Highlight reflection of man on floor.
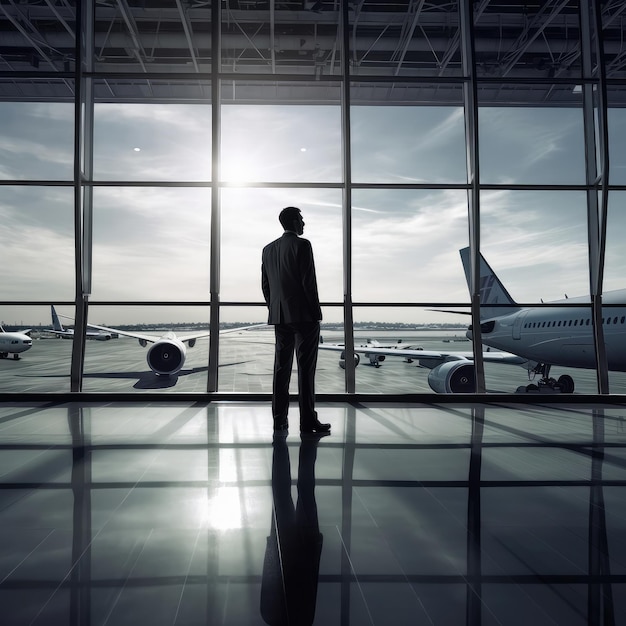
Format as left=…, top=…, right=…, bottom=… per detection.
left=261, top=435, right=324, bottom=625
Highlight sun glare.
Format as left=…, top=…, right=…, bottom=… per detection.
left=198, top=487, right=243, bottom=530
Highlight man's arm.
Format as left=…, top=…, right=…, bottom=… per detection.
left=299, top=240, right=322, bottom=320
left=261, top=259, right=270, bottom=305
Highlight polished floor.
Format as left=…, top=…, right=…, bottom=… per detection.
left=0, top=399, right=625, bottom=625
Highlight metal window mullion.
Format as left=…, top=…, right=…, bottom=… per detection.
left=341, top=0, right=355, bottom=394
left=581, top=0, right=610, bottom=394
left=70, top=0, right=90, bottom=392
left=208, top=0, right=221, bottom=393
left=459, top=0, right=485, bottom=394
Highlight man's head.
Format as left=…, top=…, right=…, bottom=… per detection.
left=279, top=206, right=305, bottom=235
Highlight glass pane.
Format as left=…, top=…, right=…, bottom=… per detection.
left=351, top=100, right=466, bottom=184
left=480, top=190, right=589, bottom=301
left=221, top=188, right=343, bottom=303
left=94, top=1, right=212, bottom=73
left=478, top=192, right=602, bottom=395
left=0, top=305, right=71, bottom=394
left=83, top=305, right=212, bottom=393
left=479, top=103, right=585, bottom=185
left=93, top=102, right=212, bottom=181
left=350, top=307, right=472, bottom=394
left=607, top=105, right=626, bottom=185
left=0, top=98, right=74, bottom=180
left=604, top=191, right=626, bottom=394
left=351, top=189, right=469, bottom=302
left=0, top=186, right=74, bottom=300
left=218, top=305, right=344, bottom=394
left=91, top=187, right=210, bottom=300
left=474, top=1, right=581, bottom=79
left=221, top=97, right=341, bottom=183
left=221, top=5, right=340, bottom=75
left=348, top=1, right=460, bottom=77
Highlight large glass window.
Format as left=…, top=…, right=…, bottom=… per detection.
left=0, top=186, right=74, bottom=300
left=93, top=102, right=212, bottom=182
left=351, top=189, right=468, bottom=302
left=351, top=103, right=467, bottom=184
left=91, top=187, right=210, bottom=301
left=0, top=2, right=621, bottom=395
left=221, top=187, right=342, bottom=304
left=479, top=104, right=586, bottom=185
left=0, top=100, right=74, bottom=180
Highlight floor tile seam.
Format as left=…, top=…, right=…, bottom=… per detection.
left=172, top=527, right=204, bottom=625
left=489, top=528, right=587, bottom=577
left=0, top=528, right=56, bottom=585
left=334, top=525, right=376, bottom=626
left=99, top=528, right=156, bottom=626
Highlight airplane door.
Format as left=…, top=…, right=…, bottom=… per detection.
left=512, top=311, right=528, bottom=340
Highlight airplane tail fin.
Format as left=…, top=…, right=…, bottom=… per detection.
left=459, top=247, right=521, bottom=320
left=51, top=305, right=64, bottom=332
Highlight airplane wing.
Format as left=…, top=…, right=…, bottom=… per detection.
left=83, top=324, right=160, bottom=343
left=85, top=322, right=266, bottom=344
left=318, top=343, right=528, bottom=366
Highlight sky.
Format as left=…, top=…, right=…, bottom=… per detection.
left=1, top=99, right=626, bottom=327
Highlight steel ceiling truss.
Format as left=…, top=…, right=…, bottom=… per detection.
left=0, top=0, right=624, bottom=105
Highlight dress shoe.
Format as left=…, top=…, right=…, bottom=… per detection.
left=300, top=420, right=331, bottom=434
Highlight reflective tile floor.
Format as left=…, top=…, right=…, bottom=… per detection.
left=1, top=400, right=626, bottom=625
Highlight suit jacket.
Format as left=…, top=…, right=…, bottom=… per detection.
left=261, top=231, right=322, bottom=324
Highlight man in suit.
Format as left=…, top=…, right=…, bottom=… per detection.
left=261, top=207, right=330, bottom=435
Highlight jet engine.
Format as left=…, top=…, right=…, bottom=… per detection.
left=427, top=361, right=475, bottom=393
left=339, top=350, right=360, bottom=369
left=147, top=336, right=187, bottom=375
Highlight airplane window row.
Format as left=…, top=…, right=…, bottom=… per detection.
left=524, top=316, right=626, bottom=329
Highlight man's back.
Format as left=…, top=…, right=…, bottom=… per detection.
left=262, top=231, right=321, bottom=325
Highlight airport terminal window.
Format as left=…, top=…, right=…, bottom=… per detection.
left=220, top=188, right=343, bottom=303
left=0, top=2, right=623, bottom=395
left=350, top=103, right=466, bottom=184
left=91, top=187, right=211, bottom=301
left=93, top=103, right=212, bottom=182
left=479, top=191, right=589, bottom=302
left=478, top=105, right=586, bottom=185
left=0, top=186, right=75, bottom=301
left=0, top=100, right=74, bottom=181
left=351, top=189, right=468, bottom=303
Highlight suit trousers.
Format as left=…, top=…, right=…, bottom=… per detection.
left=272, top=321, right=320, bottom=426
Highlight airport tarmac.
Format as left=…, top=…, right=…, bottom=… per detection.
left=1, top=329, right=625, bottom=395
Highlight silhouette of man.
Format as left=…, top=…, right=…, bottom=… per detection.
left=260, top=435, right=324, bottom=625
left=261, top=207, right=330, bottom=435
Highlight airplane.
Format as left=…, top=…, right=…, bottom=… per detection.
left=49, top=305, right=115, bottom=341
left=0, top=325, right=33, bottom=360
left=85, top=318, right=262, bottom=376
left=320, top=247, right=626, bottom=393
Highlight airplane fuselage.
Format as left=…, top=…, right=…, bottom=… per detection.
left=472, top=289, right=626, bottom=371
left=0, top=332, right=33, bottom=358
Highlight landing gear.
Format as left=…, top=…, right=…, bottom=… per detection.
left=0, top=352, right=7, bottom=359
left=521, top=363, right=575, bottom=393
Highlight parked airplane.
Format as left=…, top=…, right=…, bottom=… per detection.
left=86, top=319, right=261, bottom=376
left=0, top=325, right=33, bottom=359
left=320, top=247, right=626, bottom=393
left=457, top=246, right=626, bottom=393
left=48, top=306, right=114, bottom=341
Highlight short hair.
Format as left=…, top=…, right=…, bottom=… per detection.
left=279, top=206, right=301, bottom=229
